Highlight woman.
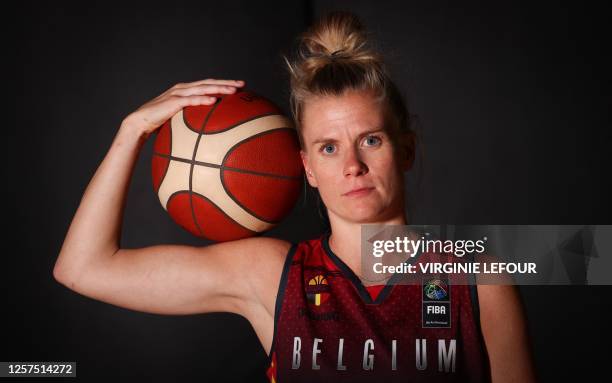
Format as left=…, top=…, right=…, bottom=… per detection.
left=54, top=12, right=537, bottom=382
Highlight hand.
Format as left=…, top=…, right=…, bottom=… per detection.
left=122, top=79, right=245, bottom=138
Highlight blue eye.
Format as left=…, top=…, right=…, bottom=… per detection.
left=364, top=135, right=382, bottom=146
left=322, top=144, right=336, bottom=154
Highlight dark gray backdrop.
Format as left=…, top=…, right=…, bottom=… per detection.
left=7, top=0, right=611, bottom=381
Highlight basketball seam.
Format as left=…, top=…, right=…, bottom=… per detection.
left=155, top=121, right=173, bottom=194
left=166, top=191, right=197, bottom=234
left=220, top=127, right=302, bottom=224
left=201, top=111, right=280, bottom=135
left=167, top=190, right=256, bottom=240
left=152, top=152, right=302, bottom=180
left=183, top=107, right=204, bottom=134
left=188, top=99, right=222, bottom=236
left=220, top=127, right=300, bottom=176
left=220, top=171, right=299, bottom=225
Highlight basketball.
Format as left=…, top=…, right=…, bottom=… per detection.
left=151, top=90, right=303, bottom=242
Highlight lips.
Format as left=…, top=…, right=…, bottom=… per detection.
left=342, top=187, right=375, bottom=197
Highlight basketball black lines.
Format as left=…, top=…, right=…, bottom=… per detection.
left=187, top=98, right=221, bottom=236
left=219, top=127, right=302, bottom=224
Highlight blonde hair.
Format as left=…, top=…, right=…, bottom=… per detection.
left=285, top=11, right=411, bottom=147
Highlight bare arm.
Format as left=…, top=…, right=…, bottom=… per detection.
left=59, top=237, right=289, bottom=315
left=478, top=284, right=538, bottom=383
left=53, top=79, right=288, bottom=317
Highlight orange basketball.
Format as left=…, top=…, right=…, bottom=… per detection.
left=151, top=91, right=303, bottom=242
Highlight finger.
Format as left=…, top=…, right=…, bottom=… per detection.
left=173, top=95, right=218, bottom=107
left=171, top=84, right=238, bottom=97
left=175, top=79, right=245, bottom=89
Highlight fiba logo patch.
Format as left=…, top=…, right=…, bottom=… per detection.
left=306, top=275, right=330, bottom=306
left=422, top=278, right=451, bottom=328
left=424, top=278, right=449, bottom=300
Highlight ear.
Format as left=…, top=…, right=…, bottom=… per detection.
left=300, top=149, right=318, bottom=188
left=399, top=132, right=416, bottom=171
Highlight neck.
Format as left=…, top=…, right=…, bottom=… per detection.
left=327, top=211, right=407, bottom=278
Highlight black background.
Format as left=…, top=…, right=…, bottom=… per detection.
left=6, top=0, right=611, bottom=381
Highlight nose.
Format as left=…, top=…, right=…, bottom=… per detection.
left=343, top=147, right=369, bottom=177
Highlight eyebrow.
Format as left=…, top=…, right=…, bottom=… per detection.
left=310, top=128, right=386, bottom=146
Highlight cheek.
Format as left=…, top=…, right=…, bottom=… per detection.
left=311, top=159, right=345, bottom=201
left=370, top=150, right=403, bottom=190
left=369, top=148, right=397, bottom=172
left=316, top=164, right=342, bottom=193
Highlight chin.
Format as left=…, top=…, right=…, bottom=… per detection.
left=337, top=196, right=405, bottom=224
left=341, top=205, right=391, bottom=224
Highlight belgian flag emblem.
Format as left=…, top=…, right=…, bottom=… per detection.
left=306, top=275, right=330, bottom=306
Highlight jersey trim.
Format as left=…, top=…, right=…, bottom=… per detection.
left=467, top=252, right=489, bottom=375
left=321, top=233, right=422, bottom=305
left=467, top=253, right=482, bottom=331
left=469, top=284, right=482, bottom=329
left=267, top=243, right=298, bottom=363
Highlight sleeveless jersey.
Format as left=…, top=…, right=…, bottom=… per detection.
left=266, top=234, right=490, bottom=382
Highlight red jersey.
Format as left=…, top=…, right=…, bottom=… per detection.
left=266, top=234, right=490, bottom=382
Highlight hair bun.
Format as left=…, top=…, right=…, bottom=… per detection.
left=297, top=11, right=381, bottom=72
left=285, top=11, right=410, bottom=142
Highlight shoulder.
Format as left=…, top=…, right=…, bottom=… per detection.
left=476, top=285, right=538, bottom=381
left=222, top=237, right=293, bottom=300
left=244, top=236, right=293, bottom=264
left=476, top=284, right=527, bottom=329
left=204, top=236, right=292, bottom=264
left=476, top=286, right=530, bottom=355
left=250, top=237, right=294, bottom=280
left=194, top=236, right=293, bottom=298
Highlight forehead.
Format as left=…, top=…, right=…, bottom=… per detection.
left=301, top=90, right=385, bottom=141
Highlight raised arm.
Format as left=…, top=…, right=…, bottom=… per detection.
left=53, top=79, right=289, bottom=318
